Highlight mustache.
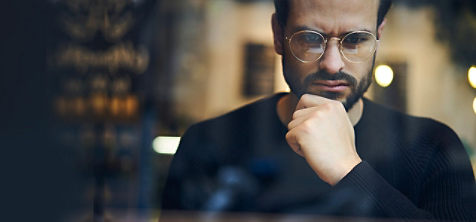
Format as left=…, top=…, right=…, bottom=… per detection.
left=303, top=71, right=357, bottom=87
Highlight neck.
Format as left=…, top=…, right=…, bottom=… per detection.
left=277, top=93, right=364, bottom=127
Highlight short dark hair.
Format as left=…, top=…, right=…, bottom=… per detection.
left=274, top=0, right=393, bottom=28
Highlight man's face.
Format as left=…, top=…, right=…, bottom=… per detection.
left=276, top=0, right=381, bottom=110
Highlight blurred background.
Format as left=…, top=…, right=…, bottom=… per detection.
left=1, top=0, right=475, bottom=221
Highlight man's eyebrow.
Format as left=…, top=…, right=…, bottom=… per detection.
left=289, top=26, right=375, bottom=36
left=355, top=28, right=374, bottom=34
left=290, top=26, right=324, bottom=35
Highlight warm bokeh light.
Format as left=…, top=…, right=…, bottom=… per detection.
left=473, top=97, right=476, bottom=115
left=375, top=65, right=394, bottom=88
left=469, top=66, right=476, bottom=89
left=153, top=136, right=181, bottom=155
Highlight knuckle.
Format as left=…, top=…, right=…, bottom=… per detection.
left=300, top=94, right=312, bottom=106
left=334, top=102, right=345, bottom=111
left=331, top=100, right=343, bottom=107
left=301, top=119, right=314, bottom=132
left=310, top=110, right=321, bottom=118
left=292, top=113, right=298, bottom=120
left=321, top=103, right=333, bottom=111
left=301, top=94, right=311, bottom=101
left=292, top=110, right=301, bottom=119
left=285, top=131, right=293, bottom=140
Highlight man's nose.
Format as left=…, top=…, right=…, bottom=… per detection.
left=318, top=38, right=345, bottom=74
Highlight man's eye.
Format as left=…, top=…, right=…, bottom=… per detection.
left=344, top=34, right=370, bottom=44
left=298, top=34, right=323, bottom=44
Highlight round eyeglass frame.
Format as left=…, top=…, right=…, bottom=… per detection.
left=285, top=30, right=379, bottom=63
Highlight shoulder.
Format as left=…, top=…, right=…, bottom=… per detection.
left=180, top=93, right=287, bottom=147
left=362, top=98, right=456, bottom=135
left=187, top=93, right=286, bottom=132
left=360, top=99, right=472, bottom=176
left=361, top=98, right=464, bottom=157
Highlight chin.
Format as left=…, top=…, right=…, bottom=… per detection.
left=316, top=91, right=357, bottom=111
left=306, top=90, right=348, bottom=101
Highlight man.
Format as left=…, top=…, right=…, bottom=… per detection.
left=161, top=0, right=476, bottom=220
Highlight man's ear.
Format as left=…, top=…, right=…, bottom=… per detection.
left=377, top=18, right=386, bottom=39
left=272, top=13, right=284, bottom=55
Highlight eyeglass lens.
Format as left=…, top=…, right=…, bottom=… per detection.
left=289, top=31, right=377, bottom=63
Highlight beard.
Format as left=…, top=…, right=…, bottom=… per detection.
left=282, top=55, right=375, bottom=111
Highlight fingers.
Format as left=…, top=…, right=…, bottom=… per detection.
left=289, top=94, right=345, bottom=130
left=285, top=131, right=305, bottom=157
left=295, top=94, right=336, bottom=111
left=288, top=108, right=316, bottom=130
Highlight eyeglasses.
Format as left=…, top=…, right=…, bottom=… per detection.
left=285, top=30, right=379, bottom=63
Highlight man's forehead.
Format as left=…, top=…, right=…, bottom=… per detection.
left=288, top=0, right=379, bottom=33
left=290, top=0, right=379, bottom=12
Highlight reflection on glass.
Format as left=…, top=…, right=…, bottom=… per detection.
left=153, top=136, right=181, bottom=155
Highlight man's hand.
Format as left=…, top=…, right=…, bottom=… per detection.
left=285, top=94, right=362, bottom=185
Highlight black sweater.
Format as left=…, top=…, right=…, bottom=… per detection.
left=161, top=93, right=476, bottom=221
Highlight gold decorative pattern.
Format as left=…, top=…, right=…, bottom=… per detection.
left=60, top=0, right=136, bottom=41
left=53, top=42, right=149, bottom=73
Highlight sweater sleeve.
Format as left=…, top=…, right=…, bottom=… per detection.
left=418, top=125, right=476, bottom=221
left=336, top=124, right=476, bottom=221
left=336, top=161, right=435, bottom=220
